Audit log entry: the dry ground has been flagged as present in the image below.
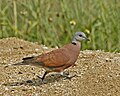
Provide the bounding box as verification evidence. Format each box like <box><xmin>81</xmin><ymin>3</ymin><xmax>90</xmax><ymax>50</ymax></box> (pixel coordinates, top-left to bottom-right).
<box><xmin>0</xmin><ymin>38</ymin><xmax>120</xmax><ymax>96</ymax></box>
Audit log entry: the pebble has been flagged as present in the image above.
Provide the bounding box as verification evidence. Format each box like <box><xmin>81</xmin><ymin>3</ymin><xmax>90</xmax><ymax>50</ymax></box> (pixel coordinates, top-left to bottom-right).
<box><xmin>26</xmin><ymin>80</ymin><xmax>33</xmax><ymax>83</ymax></box>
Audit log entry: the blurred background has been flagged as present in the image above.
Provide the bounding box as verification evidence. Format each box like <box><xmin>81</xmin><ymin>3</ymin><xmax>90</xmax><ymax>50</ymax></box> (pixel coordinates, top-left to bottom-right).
<box><xmin>0</xmin><ymin>0</ymin><xmax>120</xmax><ymax>52</ymax></box>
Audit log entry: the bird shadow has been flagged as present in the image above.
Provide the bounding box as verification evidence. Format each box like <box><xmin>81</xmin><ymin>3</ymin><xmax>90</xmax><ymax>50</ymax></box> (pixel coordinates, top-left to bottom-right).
<box><xmin>2</xmin><ymin>74</ymin><xmax>65</xmax><ymax>86</ymax></box>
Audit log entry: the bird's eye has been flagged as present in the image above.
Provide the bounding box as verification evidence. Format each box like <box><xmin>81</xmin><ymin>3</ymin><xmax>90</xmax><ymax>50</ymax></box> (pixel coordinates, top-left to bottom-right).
<box><xmin>79</xmin><ymin>34</ymin><xmax>82</xmax><ymax>37</ymax></box>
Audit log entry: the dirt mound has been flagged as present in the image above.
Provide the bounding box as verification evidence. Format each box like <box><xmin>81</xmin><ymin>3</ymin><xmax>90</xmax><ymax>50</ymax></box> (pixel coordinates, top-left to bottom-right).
<box><xmin>0</xmin><ymin>38</ymin><xmax>120</xmax><ymax>96</ymax></box>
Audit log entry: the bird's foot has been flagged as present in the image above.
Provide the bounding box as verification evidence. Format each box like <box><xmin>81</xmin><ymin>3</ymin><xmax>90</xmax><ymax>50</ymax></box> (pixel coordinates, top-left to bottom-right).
<box><xmin>60</xmin><ymin>72</ymin><xmax>76</xmax><ymax>80</ymax></box>
<box><xmin>37</xmin><ymin>71</ymin><xmax>48</xmax><ymax>82</ymax></box>
<box><xmin>64</xmin><ymin>74</ymin><xmax>77</xmax><ymax>80</ymax></box>
<box><xmin>37</xmin><ymin>75</ymin><xmax>44</xmax><ymax>82</ymax></box>
<box><xmin>36</xmin><ymin>75</ymin><xmax>48</xmax><ymax>84</ymax></box>
<box><xmin>37</xmin><ymin>75</ymin><xmax>42</xmax><ymax>79</ymax></box>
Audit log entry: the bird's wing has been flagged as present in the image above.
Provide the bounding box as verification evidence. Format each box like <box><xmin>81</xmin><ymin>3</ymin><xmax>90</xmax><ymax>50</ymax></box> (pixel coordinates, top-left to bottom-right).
<box><xmin>34</xmin><ymin>48</ymin><xmax>70</xmax><ymax>68</ymax></box>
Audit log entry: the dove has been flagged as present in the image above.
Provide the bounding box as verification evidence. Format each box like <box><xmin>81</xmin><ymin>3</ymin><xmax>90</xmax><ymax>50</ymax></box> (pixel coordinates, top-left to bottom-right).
<box><xmin>13</xmin><ymin>32</ymin><xmax>89</xmax><ymax>81</ymax></box>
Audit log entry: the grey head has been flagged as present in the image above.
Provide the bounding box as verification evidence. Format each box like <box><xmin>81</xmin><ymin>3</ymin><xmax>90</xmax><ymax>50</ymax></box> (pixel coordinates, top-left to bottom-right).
<box><xmin>72</xmin><ymin>32</ymin><xmax>89</xmax><ymax>43</ymax></box>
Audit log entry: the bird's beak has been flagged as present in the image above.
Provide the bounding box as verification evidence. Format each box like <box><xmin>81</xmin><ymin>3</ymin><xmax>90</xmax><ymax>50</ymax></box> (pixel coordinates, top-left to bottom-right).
<box><xmin>84</xmin><ymin>36</ymin><xmax>90</xmax><ymax>41</ymax></box>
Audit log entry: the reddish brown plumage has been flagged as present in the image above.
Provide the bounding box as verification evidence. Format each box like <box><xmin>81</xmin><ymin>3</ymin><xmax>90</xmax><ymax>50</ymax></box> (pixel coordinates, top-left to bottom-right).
<box><xmin>35</xmin><ymin>42</ymin><xmax>81</xmax><ymax>72</ymax></box>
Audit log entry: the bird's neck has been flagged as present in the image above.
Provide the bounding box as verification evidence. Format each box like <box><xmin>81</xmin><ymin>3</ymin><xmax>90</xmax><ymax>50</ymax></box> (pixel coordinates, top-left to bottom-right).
<box><xmin>71</xmin><ymin>38</ymin><xmax>78</xmax><ymax>45</ymax></box>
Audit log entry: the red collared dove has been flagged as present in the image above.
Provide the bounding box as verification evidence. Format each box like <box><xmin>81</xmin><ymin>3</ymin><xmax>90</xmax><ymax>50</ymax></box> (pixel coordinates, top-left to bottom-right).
<box><xmin>13</xmin><ymin>32</ymin><xmax>89</xmax><ymax>81</ymax></box>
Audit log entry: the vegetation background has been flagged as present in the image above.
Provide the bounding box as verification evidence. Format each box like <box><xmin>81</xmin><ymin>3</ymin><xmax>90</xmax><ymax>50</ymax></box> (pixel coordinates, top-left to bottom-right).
<box><xmin>0</xmin><ymin>0</ymin><xmax>120</xmax><ymax>52</ymax></box>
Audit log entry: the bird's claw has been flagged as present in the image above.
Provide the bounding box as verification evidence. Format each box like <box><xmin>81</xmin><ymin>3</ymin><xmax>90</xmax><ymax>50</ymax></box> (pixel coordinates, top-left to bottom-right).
<box><xmin>37</xmin><ymin>75</ymin><xmax>41</xmax><ymax>79</ymax></box>
<box><xmin>64</xmin><ymin>74</ymin><xmax>77</xmax><ymax>80</ymax></box>
<box><xmin>37</xmin><ymin>75</ymin><xmax>44</xmax><ymax>81</ymax></box>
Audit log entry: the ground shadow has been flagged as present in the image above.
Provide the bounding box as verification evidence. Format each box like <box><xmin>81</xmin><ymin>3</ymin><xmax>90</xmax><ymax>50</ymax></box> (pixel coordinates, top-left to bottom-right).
<box><xmin>2</xmin><ymin>74</ymin><xmax>65</xmax><ymax>86</ymax></box>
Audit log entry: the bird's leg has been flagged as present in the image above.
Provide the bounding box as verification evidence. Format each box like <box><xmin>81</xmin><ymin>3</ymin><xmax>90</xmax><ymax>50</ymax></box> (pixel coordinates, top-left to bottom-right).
<box><xmin>41</xmin><ymin>71</ymin><xmax>48</xmax><ymax>81</ymax></box>
<box><xmin>37</xmin><ymin>71</ymin><xmax>49</xmax><ymax>81</ymax></box>
<box><xmin>59</xmin><ymin>72</ymin><xmax>76</xmax><ymax>80</ymax></box>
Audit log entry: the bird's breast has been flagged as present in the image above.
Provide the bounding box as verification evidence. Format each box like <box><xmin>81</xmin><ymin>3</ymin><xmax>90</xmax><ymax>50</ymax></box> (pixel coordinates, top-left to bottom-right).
<box><xmin>64</xmin><ymin>42</ymin><xmax>81</xmax><ymax>63</ymax></box>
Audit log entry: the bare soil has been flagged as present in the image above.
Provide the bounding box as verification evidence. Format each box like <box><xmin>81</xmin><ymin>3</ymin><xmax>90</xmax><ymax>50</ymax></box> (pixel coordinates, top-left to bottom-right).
<box><xmin>0</xmin><ymin>37</ymin><xmax>120</xmax><ymax>96</ymax></box>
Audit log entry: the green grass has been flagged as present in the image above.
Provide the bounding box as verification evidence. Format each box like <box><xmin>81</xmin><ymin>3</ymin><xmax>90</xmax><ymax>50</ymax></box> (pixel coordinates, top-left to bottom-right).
<box><xmin>0</xmin><ymin>0</ymin><xmax>120</xmax><ymax>52</ymax></box>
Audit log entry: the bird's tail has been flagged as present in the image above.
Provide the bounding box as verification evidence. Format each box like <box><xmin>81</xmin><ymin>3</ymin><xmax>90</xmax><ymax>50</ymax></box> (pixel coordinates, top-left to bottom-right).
<box><xmin>11</xmin><ymin>56</ymin><xmax>44</xmax><ymax>67</ymax></box>
<box><xmin>12</xmin><ymin>62</ymin><xmax>29</xmax><ymax>66</ymax></box>
<box><xmin>12</xmin><ymin>56</ymin><xmax>35</xmax><ymax>66</ymax></box>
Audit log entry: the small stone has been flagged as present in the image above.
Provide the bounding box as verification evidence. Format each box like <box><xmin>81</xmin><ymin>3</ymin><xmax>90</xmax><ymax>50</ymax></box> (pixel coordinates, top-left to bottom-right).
<box><xmin>43</xmin><ymin>46</ymin><xmax>48</xmax><ymax>49</ymax></box>
<box><xmin>22</xmin><ymin>89</ymin><xmax>27</xmax><ymax>91</ymax></box>
<box><xmin>11</xmin><ymin>89</ymin><xmax>14</xmax><ymax>92</ymax></box>
<box><xmin>106</xmin><ymin>58</ymin><xmax>111</xmax><ymax>62</ymax></box>
<box><xmin>20</xmin><ymin>46</ymin><xmax>23</xmax><ymax>49</ymax></box>
<box><xmin>19</xmin><ymin>82</ymin><xmax>24</xmax><ymax>85</ymax></box>
<box><xmin>5</xmin><ymin>87</ymin><xmax>9</xmax><ymax>90</ymax></box>
<box><xmin>18</xmin><ymin>72</ymin><xmax>23</xmax><ymax>74</ymax></box>
<box><xmin>35</xmin><ymin>48</ymin><xmax>39</xmax><ymax>51</ymax></box>
<box><xmin>26</xmin><ymin>80</ymin><xmax>33</xmax><ymax>83</ymax></box>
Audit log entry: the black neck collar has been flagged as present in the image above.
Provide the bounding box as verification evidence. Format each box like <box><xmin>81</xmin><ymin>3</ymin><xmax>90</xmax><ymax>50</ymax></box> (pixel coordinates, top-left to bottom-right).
<box><xmin>72</xmin><ymin>42</ymin><xmax>77</xmax><ymax>45</ymax></box>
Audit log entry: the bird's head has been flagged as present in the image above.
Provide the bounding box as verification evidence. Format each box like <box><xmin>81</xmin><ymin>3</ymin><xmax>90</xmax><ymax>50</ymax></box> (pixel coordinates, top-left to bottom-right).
<box><xmin>72</xmin><ymin>32</ymin><xmax>89</xmax><ymax>42</ymax></box>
